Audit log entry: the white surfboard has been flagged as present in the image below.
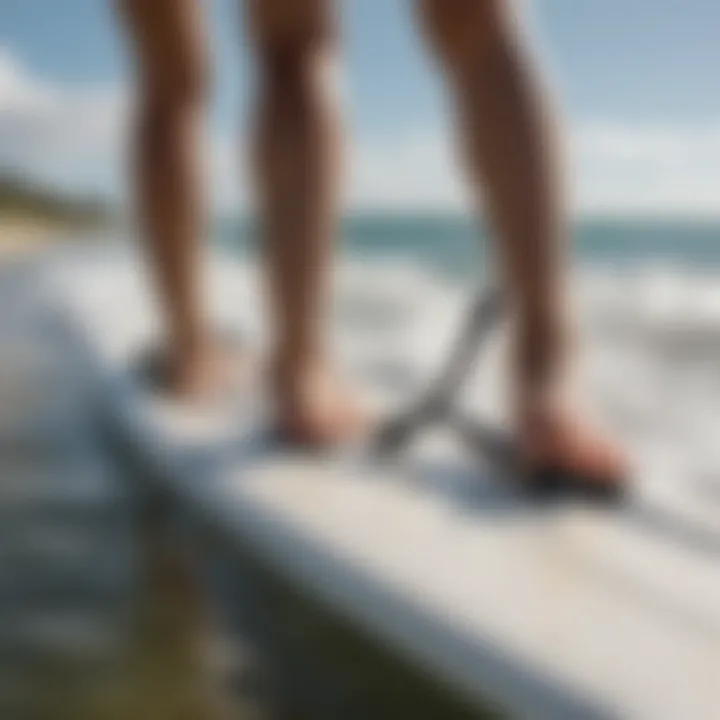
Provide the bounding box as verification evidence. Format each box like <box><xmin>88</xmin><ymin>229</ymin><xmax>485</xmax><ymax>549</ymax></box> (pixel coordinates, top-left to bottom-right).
<box><xmin>48</xmin><ymin>245</ymin><xmax>720</xmax><ymax>720</ymax></box>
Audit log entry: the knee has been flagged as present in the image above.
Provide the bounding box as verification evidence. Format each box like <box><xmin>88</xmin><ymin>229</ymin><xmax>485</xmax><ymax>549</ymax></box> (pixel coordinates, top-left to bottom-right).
<box><xmin>418</xmin><ymin>0</ymin><xmax>516</xmax><ymax>69</ymax></box>
<box><xmin>136</xmin><ymin>62</ymin><xmax>208</xmax><ymax>153</ymax></box>
<box><xmin>141</xmin><ymin>51</ymin><xmax>210</xmax><ymax>114</ymax></box>
<box><xmin>248</xmin><ymin>0</ymin><xmax>338</xmax><ymax>84</ymax></box>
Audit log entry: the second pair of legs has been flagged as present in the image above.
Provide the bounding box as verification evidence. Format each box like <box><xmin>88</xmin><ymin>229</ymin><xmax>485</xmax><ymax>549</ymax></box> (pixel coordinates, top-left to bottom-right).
<box><xmin>117</xmin><ymin>0</ymin><xmax>628</xmax><ymax>494</ymax></box>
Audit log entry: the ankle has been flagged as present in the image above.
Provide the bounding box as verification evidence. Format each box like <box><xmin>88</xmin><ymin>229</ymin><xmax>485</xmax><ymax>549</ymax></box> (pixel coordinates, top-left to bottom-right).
<box><xmin>271</xmin><ymin>349</ymin><xmax>325</xmax><ymax>392</ymax></box>
<box><xmin>166</xmin><ymin>332</ymin><xmax>209</xmax><ymax>368</ymax></box>
<box><xmin>516</xmin><ymin>309</ymin><xmax>572</xmax><ymax>372</ymax></box>
<box><xmin>513</xmin><ymin>319</ymin><xmax>576</xmax><ymax>429</ymax></box>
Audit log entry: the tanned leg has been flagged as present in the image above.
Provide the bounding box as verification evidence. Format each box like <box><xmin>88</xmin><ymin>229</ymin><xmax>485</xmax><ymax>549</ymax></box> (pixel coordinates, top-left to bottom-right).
<box><xmin>417</xmin><ymin>0</ymin><xmax>626</xmax><ymax>491</ymax></box>
<box><xmin>118</xmin><ymin>0</ymin><xmax>235</xmax><ymax>399</ymax></box>
<box><xmin>246</xmin><ymin>0</ymin><xmax>365</xmax><ymax>443</ymax></box>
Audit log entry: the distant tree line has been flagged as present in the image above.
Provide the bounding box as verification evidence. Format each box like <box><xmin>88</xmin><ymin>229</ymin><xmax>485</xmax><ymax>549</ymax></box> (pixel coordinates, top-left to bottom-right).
<box><xmin>0</xmin><ymin>173</ymin><xmax>112</xmax><ymax>225</ymax></box>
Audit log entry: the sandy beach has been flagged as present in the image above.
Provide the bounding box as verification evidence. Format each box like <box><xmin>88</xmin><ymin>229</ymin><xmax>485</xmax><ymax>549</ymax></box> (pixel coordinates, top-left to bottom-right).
<box><xmin>0</xmin><ymin>215</ymin><xmax>62</xmax><ymax>260</ymax></box>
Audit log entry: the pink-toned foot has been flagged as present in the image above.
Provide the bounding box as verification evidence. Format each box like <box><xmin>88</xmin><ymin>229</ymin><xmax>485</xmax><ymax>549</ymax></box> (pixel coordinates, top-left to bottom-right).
<box><xmin>519</xmin><ymin>404</ymin><xmax>629</xmax><ymax>493</ymax></box>
<box><xmin>513</xmin><ymin>326</ymin><xmax>629</xmax><ymax>494</ymax></box>
<box><xmin>272</xmin><ymin>360</ymin><xmax>370</xmax><ymax>447</ymax></box>
<box><xmin>144</xmin><ymin>337</ymin><xmax>249</xmax><ymax>403</ymax></box>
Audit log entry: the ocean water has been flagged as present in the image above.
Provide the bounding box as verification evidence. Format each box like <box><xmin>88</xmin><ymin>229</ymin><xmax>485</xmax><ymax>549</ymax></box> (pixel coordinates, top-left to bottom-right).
<box><xmin>219</xmin><ymin>216</ymin><xmax>720</xmax><ymax>279</ymax></box>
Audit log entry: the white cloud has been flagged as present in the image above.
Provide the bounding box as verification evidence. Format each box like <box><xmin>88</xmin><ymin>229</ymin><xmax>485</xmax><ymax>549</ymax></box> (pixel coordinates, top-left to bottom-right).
<box><xmin>572</xmin><ymin>123</ymin><xmax>720</xmax><ymax>217</ymax></box>
<box><xmin>348</xmin><ymin>128</ymin><xmax>469</xmax><ymax>213</ymax></box>
<box><xmin>0</xmin><ymin>47</ymin><xmax>243</xmax><ymax>209</ymax></box>
<box><xmin>348</xmin><ymin>121</ymin><xmax>720</xmax><ymax>218</ymax></box>
<box><xmin>0</xmin><ymin>47</ymin><xmax>128</xmax><ymax>197</ymax></box>
<box><xmin>1</xmin><ymin>47</ymin><xmax>720</xmax><ymax>218</ymax></box>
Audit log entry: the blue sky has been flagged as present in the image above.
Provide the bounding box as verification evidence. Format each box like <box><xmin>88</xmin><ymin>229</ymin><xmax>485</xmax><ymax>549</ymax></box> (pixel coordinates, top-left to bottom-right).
<box><xmin>1</xmin><ymin>0</ymin><xmax>719</xmax><ymax>215</ymax></box>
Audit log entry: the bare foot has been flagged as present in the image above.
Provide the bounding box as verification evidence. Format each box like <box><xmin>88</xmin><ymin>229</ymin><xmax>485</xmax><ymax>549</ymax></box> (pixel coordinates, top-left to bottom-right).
<box><xmin>141</xmin><ymin>335</ymin><xmax>248</xmax><ymax>403</ymax></box>
<box><xmin>518</xmin><ymin>398</ymin><xmax>629</xmax><ymax>498</ymax></box>
<box><xmin>511</xmin><ymin>322</ymin><xmax>629</xmax><ymax>498</ymax></box>
<box><xmin>272</xmin><ymin>359</ymin><xmax>369</xmax><ymax>447</ymax></box>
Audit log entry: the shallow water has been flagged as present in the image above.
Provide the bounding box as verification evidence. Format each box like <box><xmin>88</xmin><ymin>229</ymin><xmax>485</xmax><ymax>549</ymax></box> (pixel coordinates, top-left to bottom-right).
<box><xmin>0</xmin><ymin>258</ymin><xmax>235</xmax><ymax>720</ymax></box>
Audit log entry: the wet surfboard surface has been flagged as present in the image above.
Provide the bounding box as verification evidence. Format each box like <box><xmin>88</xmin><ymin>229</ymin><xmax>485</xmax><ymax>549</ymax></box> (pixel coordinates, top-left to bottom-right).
<box><xmin>48</xmin><ymin>244</ymin><xmax>720</xmax><ymax>720</ymax></box>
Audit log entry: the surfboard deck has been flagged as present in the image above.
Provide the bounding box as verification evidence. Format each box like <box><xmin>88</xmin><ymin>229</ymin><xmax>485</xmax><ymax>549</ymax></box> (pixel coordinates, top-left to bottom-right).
<box><xmin>48</xmin><ymin>246</ymin><xmax>720</xmax><ymax>720</ymax></box>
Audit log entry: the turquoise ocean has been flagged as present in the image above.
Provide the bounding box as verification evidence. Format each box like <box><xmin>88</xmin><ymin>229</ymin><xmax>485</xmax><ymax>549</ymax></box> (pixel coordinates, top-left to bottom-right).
<box><xmin>219</xmin><ymin>216</ymin><xmax>720</xmax><ymax>280</ymax></box>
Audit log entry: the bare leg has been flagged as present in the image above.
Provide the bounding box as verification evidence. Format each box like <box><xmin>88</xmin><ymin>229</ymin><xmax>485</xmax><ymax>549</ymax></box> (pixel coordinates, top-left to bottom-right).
<box><xmin>246</xmin><ymin>0</ymin><xmax>365</xmax><ymax>443</ymax></box>
<box><xmin>417</xmin><ymin>0</ymin><xmax>626</xmax><ymax>487</ymax></box>
<box><xmin>118</xmin><ymin>0</ymin><xmax>237</xmax><ymax>399</ymax></box>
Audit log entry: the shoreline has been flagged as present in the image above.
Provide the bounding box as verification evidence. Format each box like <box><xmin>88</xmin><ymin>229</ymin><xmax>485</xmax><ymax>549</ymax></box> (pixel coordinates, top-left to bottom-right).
<box><xmin>0</xmin><ymin>214</ymin><xmax>109</xmax><ymax>262</ymax></box>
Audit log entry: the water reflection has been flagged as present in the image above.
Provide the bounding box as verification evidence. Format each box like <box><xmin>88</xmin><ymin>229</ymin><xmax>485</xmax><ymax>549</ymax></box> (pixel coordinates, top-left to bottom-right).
<box><xmin>0</xmin><ymin>259</ymin><xmax>231</xmax><ymax>720</ymax></box>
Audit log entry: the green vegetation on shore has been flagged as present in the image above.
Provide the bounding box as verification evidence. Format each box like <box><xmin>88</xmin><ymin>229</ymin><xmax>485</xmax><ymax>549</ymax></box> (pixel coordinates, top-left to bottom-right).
<box><xmin>0</xmin><ymin>173</ymin><xmax>113</xmax><ymax>227</ymax></box>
